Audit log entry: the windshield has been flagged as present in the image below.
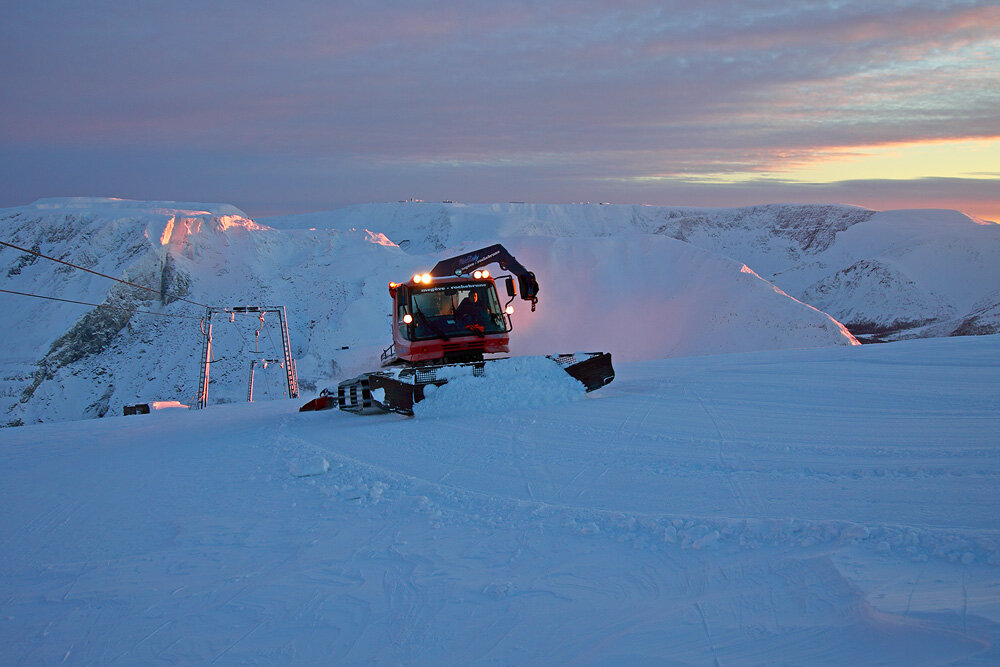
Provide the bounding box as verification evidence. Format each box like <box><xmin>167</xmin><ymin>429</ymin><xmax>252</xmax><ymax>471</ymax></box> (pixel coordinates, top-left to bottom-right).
<box><xmin>402</xmin><ymin>282</ymin><xmax>506</xmax><ymax>340</ymax></box>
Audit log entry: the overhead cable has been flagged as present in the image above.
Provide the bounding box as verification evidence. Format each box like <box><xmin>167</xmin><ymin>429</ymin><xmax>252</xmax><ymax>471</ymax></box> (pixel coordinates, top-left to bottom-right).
<box><xmin>0</xmin><ymin>288</ymin><xmax>202</xmax><ymax>320</ymax></box>
<box><xmin>0</xmin><ymin>239</ymin><xmax>214</xmax><ymax>309</ymax></box>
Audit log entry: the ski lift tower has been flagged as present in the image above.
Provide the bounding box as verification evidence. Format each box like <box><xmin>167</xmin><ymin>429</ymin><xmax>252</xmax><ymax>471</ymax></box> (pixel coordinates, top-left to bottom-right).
<box><xmin>196</xmin><ymin>305</ymin><xmax>299</xmax><ymax>409</ymax></box>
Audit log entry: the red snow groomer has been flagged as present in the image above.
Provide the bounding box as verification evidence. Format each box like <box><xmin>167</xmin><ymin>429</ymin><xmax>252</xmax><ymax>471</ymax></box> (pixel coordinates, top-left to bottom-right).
<box><xmin>301</xmin><ymin>244</ymin><xmax>615</xmax><ymax>415</ymax></box>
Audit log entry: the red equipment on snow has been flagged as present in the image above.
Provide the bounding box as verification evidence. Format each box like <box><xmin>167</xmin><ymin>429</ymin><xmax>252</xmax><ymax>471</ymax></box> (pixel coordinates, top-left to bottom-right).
<box><xmin>300</xmin><ymin>244</ymin><xmax>614</xmax><ymax>415</ymax></box>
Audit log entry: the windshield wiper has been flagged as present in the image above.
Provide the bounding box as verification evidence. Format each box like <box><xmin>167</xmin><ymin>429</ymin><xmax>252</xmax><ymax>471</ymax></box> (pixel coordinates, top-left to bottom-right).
<box><xmin>414</xmin><ymin>306</ymin><xmax>450</xmax><ymax>340</ymax></box>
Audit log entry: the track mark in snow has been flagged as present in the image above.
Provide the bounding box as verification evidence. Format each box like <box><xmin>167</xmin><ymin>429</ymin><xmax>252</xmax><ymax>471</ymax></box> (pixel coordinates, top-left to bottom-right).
<box><xmin>962</xmin><ymin>567</ymin><xmax>969</xmax><ymax>634</ymax></box>
<box><xmin>694</xmin><ymin>602</ymin><xmax>721</xmax><ymax>667</ymax></box>
<box><xmin>210</xmin><ymin>621</ymin><xmax>264</xmax><ymax>664</ymax></box>
<box><xmin>111</xmin><ymin>621</ymin><xmax>173</xmax><ymax>663</ymax></box>
<box><xmin>688</xmin><ymin>386</ymin><xmax>752</xmax><ymax>520</ymax></box>
<box><xmin>476</xmin><ymin>614</ymin><xmax>518</xmax><ymax>662</ymax></box>
<box><xmin>903</xmin><ymin>563</ymin><xmax>925</xmax><ymax>619</ymax></box>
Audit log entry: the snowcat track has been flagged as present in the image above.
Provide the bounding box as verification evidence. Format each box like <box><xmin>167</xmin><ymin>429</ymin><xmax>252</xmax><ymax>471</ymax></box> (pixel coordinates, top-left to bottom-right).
<box><xmin>328</xmin><ymin>352</ymin><xmax>615</xmax><ymax>417</ymax></box>
<box><xmin>335</xmin><ymin>376</ymin><xmax>391</xmax><ymax>415</ymax></box>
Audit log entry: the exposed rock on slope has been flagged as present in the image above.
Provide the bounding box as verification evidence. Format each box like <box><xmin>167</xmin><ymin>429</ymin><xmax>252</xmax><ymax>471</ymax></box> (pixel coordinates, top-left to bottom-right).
<box><xmin>798</xmin><ymin>259</ymin><xmax>956</xmax><ymax>336</ymax></box>
<box><xmin>952</xmin><ymin>291</ymin><xmax>1000</xmax><ymax>337</ymax></box>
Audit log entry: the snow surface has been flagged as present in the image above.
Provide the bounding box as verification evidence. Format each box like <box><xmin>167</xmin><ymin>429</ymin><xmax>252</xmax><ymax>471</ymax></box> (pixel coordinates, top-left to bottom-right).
<box><xmin>1</xmin><ymin>335</ymin><xmax>998</xmax><ymax>663</ymax></box>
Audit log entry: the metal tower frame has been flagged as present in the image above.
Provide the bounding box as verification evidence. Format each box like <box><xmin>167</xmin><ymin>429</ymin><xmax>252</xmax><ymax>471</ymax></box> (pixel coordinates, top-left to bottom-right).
<box><xmin>196</xmin><ymin>305</ymin><xmax>299</xmax><ymax>409</ymax></box>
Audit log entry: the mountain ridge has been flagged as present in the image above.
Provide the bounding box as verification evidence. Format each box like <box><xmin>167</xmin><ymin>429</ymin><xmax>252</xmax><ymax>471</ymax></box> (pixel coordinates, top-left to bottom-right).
<box><xmin>2</xmin><ymin>197</ymin><xmax>996</xmax><ymax>425</ymax></box>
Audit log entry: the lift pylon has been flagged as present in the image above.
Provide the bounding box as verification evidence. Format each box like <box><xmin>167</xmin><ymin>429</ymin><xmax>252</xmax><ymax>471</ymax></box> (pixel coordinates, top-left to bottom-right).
<box><xmin>196</xmin><ymin>305</ymin><xmax>299</xmax><ymax>409</ymax></box>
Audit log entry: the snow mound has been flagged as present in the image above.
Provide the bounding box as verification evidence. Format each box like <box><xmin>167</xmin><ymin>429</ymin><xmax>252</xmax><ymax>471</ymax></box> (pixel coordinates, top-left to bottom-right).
<box><xmin>289</xmin><ymin>455</ymin><xmax>330</xmax><ymax>478</ymax></box>
<box><xmin>413</xmin><ymin>356</ymin><xmax>586</xmax><ymax>418</ymax></box>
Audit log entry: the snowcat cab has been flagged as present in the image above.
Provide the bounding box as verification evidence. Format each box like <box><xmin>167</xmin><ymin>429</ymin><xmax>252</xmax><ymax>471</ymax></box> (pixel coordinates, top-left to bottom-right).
<box><xmin>299</xmin><ymin>244</ymin><xmax>613</xmax><ymax>416</ymax></box>
<box><xmin>384</xmin><ymin>272</ymin><xmax>516</xmax><ymax>365</ymax></box>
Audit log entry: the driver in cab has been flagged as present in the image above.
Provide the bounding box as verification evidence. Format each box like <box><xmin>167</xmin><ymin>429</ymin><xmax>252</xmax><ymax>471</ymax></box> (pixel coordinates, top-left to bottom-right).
<box><xmin>456</xmin><ymin>290</ymin><xmax>490</xmax><ymax>334</ymax></box>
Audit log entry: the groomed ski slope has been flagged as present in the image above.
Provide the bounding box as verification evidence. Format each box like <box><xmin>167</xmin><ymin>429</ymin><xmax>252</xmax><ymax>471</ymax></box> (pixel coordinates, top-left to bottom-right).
<box><xmin>2</xmin><ymin>335</ymin><xmax>999</xmax><ymax>664</ymax></box>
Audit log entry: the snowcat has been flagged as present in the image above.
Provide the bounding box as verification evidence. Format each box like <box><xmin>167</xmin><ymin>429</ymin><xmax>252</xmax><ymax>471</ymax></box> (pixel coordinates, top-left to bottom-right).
<box><xmin>300</xmin><ymin>244</ymin><xmax>615</xmax><ymax>415</ymax></box>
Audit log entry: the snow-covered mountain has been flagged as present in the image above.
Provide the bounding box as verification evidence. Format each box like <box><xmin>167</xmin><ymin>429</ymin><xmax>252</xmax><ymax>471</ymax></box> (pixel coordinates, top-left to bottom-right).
<box><xmin>2</xmin><ymin>197</ymin><xmax>996</xmax><ymax>426</ymax></box>
<box><xmin>773</xmin><ymin>209</ymin><xmax>1000</xmax><ymax>339</ymax></box>
<box><xmin>268</xmin><ymin>202</ymin><xmax>999</xmax><ymax>341</ymax></box>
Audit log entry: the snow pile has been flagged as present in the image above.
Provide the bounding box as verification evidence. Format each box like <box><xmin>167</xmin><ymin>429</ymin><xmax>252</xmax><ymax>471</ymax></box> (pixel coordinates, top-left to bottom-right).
<box><xmin>288</xmin><ymin>455</ymin><xmax>330</xmax><ymax>478</ymax></box>
<box><xmin>413</xmin><ymin>355</ymin><xmax>586</xmax><ymax>418</ymax></box>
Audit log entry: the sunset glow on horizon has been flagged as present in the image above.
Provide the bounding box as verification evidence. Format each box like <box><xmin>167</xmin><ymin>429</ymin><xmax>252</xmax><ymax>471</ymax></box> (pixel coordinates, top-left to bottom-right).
<box><xmin>671</xmin><ymin>138</ymin><xmax>1000</xmax><ymax>184</ymax></box>
<box><xmin>1</xmin><ymin>1</ymin><xmax>997</xmax><ymax>220</ymax></box>
<box><xmin>642</xmin><ymin>137</ymin><xmax>1000</xmax><ymax>221</ymax></box>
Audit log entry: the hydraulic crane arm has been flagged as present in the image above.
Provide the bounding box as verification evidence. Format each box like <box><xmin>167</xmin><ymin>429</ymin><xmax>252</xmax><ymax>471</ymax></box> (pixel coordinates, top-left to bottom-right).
<box><xmin>429</xmin><ymin>244</ymin><xmax>539</xmax><ymax>309</ymax></box>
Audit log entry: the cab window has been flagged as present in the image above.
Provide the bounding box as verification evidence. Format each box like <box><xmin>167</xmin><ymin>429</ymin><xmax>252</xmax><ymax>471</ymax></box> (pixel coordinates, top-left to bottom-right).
<box><xmin>402</xmin><ymin>284</ymin><xmax>505</xmax><ymax>340</ymax></box>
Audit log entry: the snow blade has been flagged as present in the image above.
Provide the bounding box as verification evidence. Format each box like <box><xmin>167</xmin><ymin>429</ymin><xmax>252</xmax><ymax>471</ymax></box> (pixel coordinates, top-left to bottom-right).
<box><xmin>325</xmin><ymin>352</ymin><xmax>615</xmax><ymax>417</ymax></box>
<box><xmin>298</xmin><ymin>394</ymin><xmax>336</xmax><ymax>412</ymax></box>
<box><xmin>549</xmin><ymin>352</ymin><xmax>615</xmax><ymax>392</ymax></box>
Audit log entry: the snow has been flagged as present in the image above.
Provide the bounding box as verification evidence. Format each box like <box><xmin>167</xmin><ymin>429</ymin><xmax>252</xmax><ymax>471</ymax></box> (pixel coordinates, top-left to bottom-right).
<box><xmin>503</xmin><ymin>235</ymin><xmax>857</xmax><ymax>362</ymax></box>
<box><xmin>775</xmin><ymin>209</ymin><xmax>1000</xmax><ymax>335</ymax></box>
<box><xmin>412</xmin><ymin>355</ymin><xmax>586</xmax><ymax>418</ymax></box>
<box><xmin>1</xmin><ymin>335</ymin><xmax>998</xmax><ymax>663</ymax></box>
<box><xmin>261</xmin><ymin>201</ymin><xmax>1000</xmax><ymax>343</ymax></box>
<box><xmin>1</xmin><ymin>198</ymin><xmax>878</xmax><ymax>426</ymax></box>
<box><xmin>264</xmin><ymin>201</ymin><xmax>999</xmax><ymax>341</ymax></box>
<box><xmin>2</xmin><ymin>195</ymin><xmax>999</xmax><ymax>660</ymax></box>
<box><xmin>288</xmin><ymin>454</ymin><xmax>330</xmax><ymax>478</ymax></box>
<box><xmin>150</xmin><ymin>400</ymin><xmax>188</xmax><ymax>410</ymax></box>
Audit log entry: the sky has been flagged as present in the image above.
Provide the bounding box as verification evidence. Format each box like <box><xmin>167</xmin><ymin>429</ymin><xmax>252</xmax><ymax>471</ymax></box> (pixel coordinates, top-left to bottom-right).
<box><xmin>1</xmin><ymin>0</ymin><xmax>998</xmax><ymax>221</ymax></box>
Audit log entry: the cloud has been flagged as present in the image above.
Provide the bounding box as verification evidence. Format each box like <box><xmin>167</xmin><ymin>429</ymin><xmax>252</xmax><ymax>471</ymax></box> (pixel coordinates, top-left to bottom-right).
<box><xmin>1</xmin><ymin>1</ymin><xmax>997</xmax><ymax>216</ymax></box>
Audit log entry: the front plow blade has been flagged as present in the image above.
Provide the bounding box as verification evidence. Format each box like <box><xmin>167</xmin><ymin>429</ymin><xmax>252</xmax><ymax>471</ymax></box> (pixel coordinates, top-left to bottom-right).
<box><xmin>547</xmin><ymin>352</ymin><xmax>615</xmax><ymax>392</ymax></box>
